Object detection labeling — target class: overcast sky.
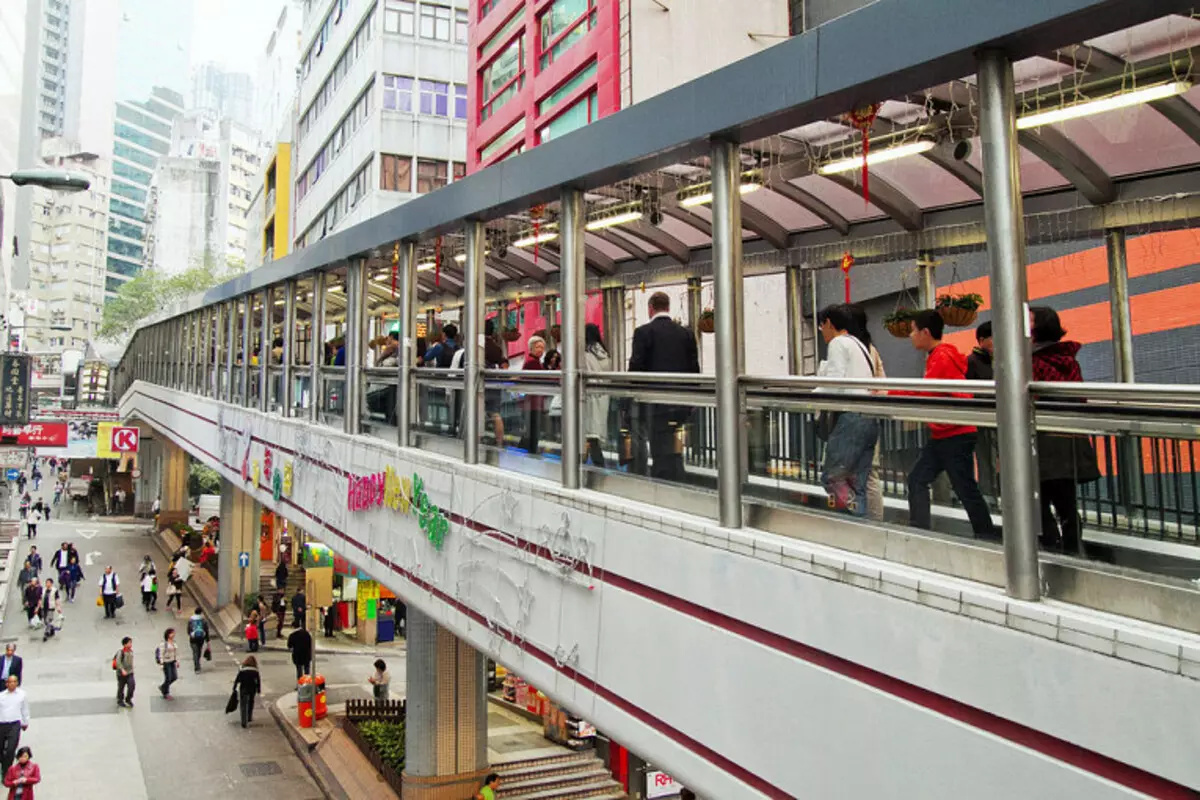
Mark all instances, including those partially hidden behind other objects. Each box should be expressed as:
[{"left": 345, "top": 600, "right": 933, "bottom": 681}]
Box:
[{"left": 190, "top": 0, "right": 287, "bottom": 76}]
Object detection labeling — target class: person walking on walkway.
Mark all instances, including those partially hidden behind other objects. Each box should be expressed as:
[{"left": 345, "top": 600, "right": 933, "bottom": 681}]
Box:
[
  {"left": 901, "top": 310, "right": 996, "bottom": 538},
  {"left": 323, "top": 605, "right": 336, "bottom": 638},
  {"left": 23, "top": 509, "right": 39, "bottom": 541},
  {"left": 287, "top": 626, "right": 312, "bottom": 681},
  {"left": 272, "top": 593, "right": 287, "bottom": 639},
  {"left": 63, "top": 555, "right": 83, "bottom": 604},
  {"left": 256, "top": 597, "right": 269, "bottom": 642},
  {"left": 39, "top": 580, "right": 60, "bottom": 641},
  {"left": 114, "top": 637, "right": 135, "bottom": 708},
  {"left": 274, "top": 561, "right": 288, "bottom": 593},
  {"left": 3, "top": 745, "right": 39, "bottom": 799},
  {"left": 232, "top": 656, "right": 261, "bottom": 729},
  {"left": 21, "top": 582, "right": 40, "bottom": 630},
  {"left": 16, "top": 494, "right": 27, "bottom": 521},
  {"left": 155, "top": 629, "right": 178, "bottom": 700},
  {"left": 186, "top": 609, "right": 209, "bottom": 673},
  {"left": 518, "top": 335, "right": 547, "bottom": 454},
  {"left": 290, "top": 589, "right": 306, "bottom": 630},
  {"left": 140, "top": 570, "right": 156, "bottom": 613},
  {"left": 474, "top": 773, "right": 501, "bottom": 800},
  {"left": 583, "top": 324, "right": 612, "bottom": 467},
  {"left": 49, "top": 544, "right": 70, "bottom": 574},
  {"left": 98, "top": 566, "right": 120, "bottom": 619},
  {"left": 0, "top": 647, "right": 21, "bottom": 688},
  {"left": 15, "top": 565, "right": 32, "bottom": 600},
  {"left": 0, "top": 676, "right": 29, "bottom": 777},
  {"left": 965, "top": 321, "right": 999, "bottom": 507},
  {"left": 24, "top": 550, "right": 39, "bottom": 582},
  {"left": 165, "top": 567, "right": 183, "bottom": 612},
  {"left": 245, "top": 611, "right": 260, "bottom": 653},
  {"left": 368, "top": 659, "right": 390, "bottom": 704}
]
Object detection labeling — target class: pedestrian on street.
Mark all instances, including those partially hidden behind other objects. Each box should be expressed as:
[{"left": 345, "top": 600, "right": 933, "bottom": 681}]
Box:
[
  {"left": 255, "top": 597, "right": 269, "bottom": 642},
  {"left": 272, "top": 593, "right": 286, "bottom": 639},
  {"left": 49, "top": 544, "right": 70, "bottom": 574},
  {"left": 98, "top": 566, "right": 120, "bottom": 619},
  {"left": 274, "top": 561, "right": 288, "bottom": 593},
  {"left": 155, "top": 629, "right": 178, "bottom": 700},
  {"left": 4, "top": 745, "right": 40, "bottom": 799},
  {"left": 368, "top": 659, "right": 389, "bottom": 704},
  {"left": 245, "top": 611, "right": 260, "bottom": 652},
  {"left": 139, "top": 570, "right": 156, "bottom": 613},
  {"left": 0, "top": 676, "right": 28, "bottom": 779},
  {"left": 21, "top": 582, "right": 41, "bottom": 629},
  {"left": 64, "top": 556, "right": 83, "bottom": 603},
  {"left": 286, "top": 626, "right": 312, "bottom": 681},
  {"left": 23, "top": 509, "right": 39, "bottom": 541},
  {"left": 474, "top": 773, "right": 501, "bottom": 800},
  {"left": 39, "top": 580, "right": 60, "bottom": 641},
  {"left": 16, "top": 494, "right": 27, "bottom": 520},
  {"left": 151, "top": 497, "right": 161, "bottom": 527},
  {"left": 187, "top": 608, "right": 209, "bottom": 673},
  {"left": 165, "top": 568, "right": 183, "bottom": 612},
  {"left": 24, "top": 550, "right": 39, "bottom": 580},
  {"left": 323, "top": 605, "right": 336, "bottom": 638},
  {"left": 290, "top": 589, "right": 306, "bottom": 630},
  {"left": 15, "top": 563, "right": 32, "bottom": 596},
  {"left": 0, "top": 646, "right": 22, "bottom": 687},
  {"left": 232, "top": 656, "right": 261, "bottom": 729},
  {"left": 114, "top": 636, "right": 135, "bottom": 708}
]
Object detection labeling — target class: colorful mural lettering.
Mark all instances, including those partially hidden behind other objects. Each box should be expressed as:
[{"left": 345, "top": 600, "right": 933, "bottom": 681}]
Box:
[{"left": 347, "top": 467, "right": 448, "bottom": 551}]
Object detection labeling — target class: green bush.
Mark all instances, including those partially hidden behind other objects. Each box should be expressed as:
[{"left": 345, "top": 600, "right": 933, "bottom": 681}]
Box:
[
  {"left": 358, "top": 720, "right": 405, "bottom": 773},
  {"left": 243, "top": 593, "right": 259, "bottom": 615},
  {"left": 188, "top": 463, "right": 221, "bottom": 498}
]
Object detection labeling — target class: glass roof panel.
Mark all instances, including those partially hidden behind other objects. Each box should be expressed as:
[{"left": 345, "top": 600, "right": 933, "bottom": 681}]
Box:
[
  {"left": 1046, "top": 97, "right": 1200, "bottom": 178},
  {"left": 1085, "top": 15, "right": 1200, "bottom": 63},
  {"left": 791, "top": 175, "right": 886, "bottom": 223},
  {"left": 868, "top": 157, "right": 980, "bottom": 209},
  {"left": 657, "top": 214, "right": 709, "bottom": 247},
  {"left": 743, "top": 187, "right": 827, "bottom": 231}
]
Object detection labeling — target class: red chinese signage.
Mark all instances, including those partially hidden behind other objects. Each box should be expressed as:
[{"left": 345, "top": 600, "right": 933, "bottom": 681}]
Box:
[{"left": 3, "top": 422, "right": 68, "bottom": 447}]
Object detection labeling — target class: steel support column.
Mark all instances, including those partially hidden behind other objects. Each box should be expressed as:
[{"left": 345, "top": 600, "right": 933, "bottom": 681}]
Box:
[
  {"left": 224, "top": 301, "right": 236, "bottom": 404},
  {"left": 687, "top": 276, "right": 703, "bottom": 355},
  {"left": 711, "top": 140, "right": 745, "bottom": 528},
  {"left": 258, "top": 289, "right": 270, "bottom": 412},
  {"left": 918, "top": 255, "right": 937, "bottom": 308},
  {"left": 345, "top": 260, "right": 365, "bottom": 434},
  {"left": 282, "top": 280, "right": 296, "bottom": 414},
  {"left": 603, "top": 287, "right": 626, "bottom": 369},
  {"left": 310, "top": 271, "right": 326, "bottom": 423},
  {"left": 979, "top": 49, "right": 1041, "bottom": 601},
  {"left": 1106, "top": 228, "right": 1142, "bottom": 514},
  {"left": 397, "top": 242, "right": 417, "bottom": 446},
  {"left": 785, "top": 266, "right": 804, "bottom": 376},
  {"left": 240, "top": 298, "right": 251, "bottom": 406},
  {"left": 560, "top": 189, "right": 585, "bottom": 488},
  {"left": 463, "top": 223, "right": 487, "bottom": 464}
]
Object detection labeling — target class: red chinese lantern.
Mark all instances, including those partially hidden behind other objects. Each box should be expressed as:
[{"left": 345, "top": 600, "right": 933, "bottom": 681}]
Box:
[
  {"left": 840, "top": 252, "right": 854, "bottom": 302},
  {"left": 845, "top": 104, "right": 881, "bottom": 209}
]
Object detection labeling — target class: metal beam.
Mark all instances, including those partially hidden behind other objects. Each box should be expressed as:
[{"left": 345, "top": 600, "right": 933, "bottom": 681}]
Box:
[
  {"left": 1018, "top": 126, "right": 1116, "bottom": 205},
  {"left": 824, "top": 173, "right": 924, "bottom": 231},
  {"left": 661, "top": 206, "right": 713, "bottom": 237},
  {"left": 765, "top": 181, "right": 850, "bottom": 235},
  {"left": 739, "top": 202, "right": 791, "bottom": 249},
  {"left": 583, "top": 243, "right": 618, "bottom": 276},
  {"left": 621, "top": 220, "right": 691, "bottom": 264},
  {"left": 592, "top": 230, "right": 651, "bottom": 263},
  {"left": 499, "top": 252, "right": 553, "bottom": 283}
]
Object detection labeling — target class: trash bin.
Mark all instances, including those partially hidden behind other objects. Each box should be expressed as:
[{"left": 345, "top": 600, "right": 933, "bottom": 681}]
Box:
[
  {"left": 297, "top": 676, "right": 315, "bottom": 728},
  {"left": 314, "top": 673, "right": 327, "bottom": 720}
]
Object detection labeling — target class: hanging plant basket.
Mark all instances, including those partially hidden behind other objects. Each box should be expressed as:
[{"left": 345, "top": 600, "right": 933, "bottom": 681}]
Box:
[
  {"left": 502, "top": 329, "right": 521, "bottom": 343},
  {"left": 883, "top": 308, "right": 917, "bottom": 338},
  {"left": 698, "top": 308, "right": 715, "bottom": 334},
  {"left": 936, "top": 293, "right": 984, "bottom": 327}
]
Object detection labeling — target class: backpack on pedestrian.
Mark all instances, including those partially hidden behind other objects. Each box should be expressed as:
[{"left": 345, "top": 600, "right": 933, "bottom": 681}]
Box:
[{"left": 189, "top": 616, "right": 206, "bottom": 641}]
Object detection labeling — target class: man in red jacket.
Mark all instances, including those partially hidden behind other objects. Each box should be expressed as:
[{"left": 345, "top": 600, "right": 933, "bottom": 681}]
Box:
[{"left": 906, "top": 310, "right": 996, "bottom": 537}]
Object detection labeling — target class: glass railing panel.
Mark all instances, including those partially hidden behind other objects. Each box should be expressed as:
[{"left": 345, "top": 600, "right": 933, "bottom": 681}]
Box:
[
  {"left": 319, "top": 366, "right": 346, "bottom": 428},
  {"left": 362, "top": 368, "right": 399, "bottom": 440},
  {"left": 412, "top": 369, "right": 465, "bottom": 443},
  {"left": 266, "top": 367, "right": 284, "bottom": 414},
  {"left": 480, "top": 371, "right": 562, "bottom": 461},
  {"left": 248, "top": 370, "right": 261, "bottom": 408},
  {"left": 291, "top": 373, "right": 313, "bottom": 417}
]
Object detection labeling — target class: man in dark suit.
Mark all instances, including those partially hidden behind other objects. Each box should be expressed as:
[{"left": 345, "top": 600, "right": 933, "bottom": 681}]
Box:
[
  {"left": 628, "top": 291, "right": 701, "bottom": 480},
  {"left": 0, "top": 644, "right": 22, "bottom": 686}
]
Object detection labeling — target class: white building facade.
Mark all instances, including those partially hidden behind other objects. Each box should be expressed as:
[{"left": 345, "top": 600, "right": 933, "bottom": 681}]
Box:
[{"left": 292, "top": 0, "right": 470, "bottom": 251}]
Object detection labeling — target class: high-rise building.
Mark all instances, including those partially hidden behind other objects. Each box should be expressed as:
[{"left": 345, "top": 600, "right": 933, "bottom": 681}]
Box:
[
  {"left": 256, "top": 1, "right": 305, "bottom": 143},
  {"left": 37, "top": 0, "right": 70, "bottom": 139},
  {"left": 467, "top": 0, "right": 789, "bottom": 171},
  {"left": 152, "top": 110, "right": 261, "bottom": 277},
  {"left": 107, "top": 86, "right": 184, "bottom": 294},
  {"left": 192, "top": 62, "right": 257, "bottom": 130},
  {"left": 291, "top": 0, "right": 470, "bottom": 251}
]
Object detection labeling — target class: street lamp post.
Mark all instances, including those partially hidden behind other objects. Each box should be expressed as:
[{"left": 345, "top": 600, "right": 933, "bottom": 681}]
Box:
[{"left": 0, "top": 169, "right": 92, "bottom": 352}]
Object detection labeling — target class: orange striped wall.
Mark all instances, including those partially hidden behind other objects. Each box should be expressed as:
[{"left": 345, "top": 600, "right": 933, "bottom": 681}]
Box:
[{"left": 939, "top": 228, "right": 1200, "bottom": 353}]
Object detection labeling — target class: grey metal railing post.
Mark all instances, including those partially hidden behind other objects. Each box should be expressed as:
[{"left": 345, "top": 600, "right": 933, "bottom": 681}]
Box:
[
  {"left": 1105, "top": 228, "right": 1142, "bottom": 514},
  {"left": 979, "top": 49, "right": 1041, "bottom": 601},
  {"left": 463, "top": 222, "right": 487, "bottom": 464},
  {"left": 397, "top": 241, "right": 416, "bottom": 446},
  {"left": 310, "top": 270, "right": 326, "bottom": 423},
  {"left": 210, "top": 307, "right": 220, "bottom": 399},
  {"left": 282, "top": 280, "right": 296, "bottom": 414},
  {"left": 785, "top": 265, "right": 804, "bottom": 376},
  {"left": 711, "top": 139, "right": 745, "bottom": 528},
  {"left": 603, "top": 287, "right": 625, "bottom": 369},
  {"left": 256, "top": 289, "right": 269, "bottom": 411},
  {"left": 345, "top": 260, "right": 365, "bottom": 434},
  {"left": 687, "top": 276, "right": 703, "bottom": 356},
  {"left": 560, "top": 189, "right": 585, "bottom": 488}
]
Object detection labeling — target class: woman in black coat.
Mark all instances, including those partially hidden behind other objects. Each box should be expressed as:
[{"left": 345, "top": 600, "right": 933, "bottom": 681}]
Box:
[{"left": 232, "top": 656, "right": 261, "bottom": 729}]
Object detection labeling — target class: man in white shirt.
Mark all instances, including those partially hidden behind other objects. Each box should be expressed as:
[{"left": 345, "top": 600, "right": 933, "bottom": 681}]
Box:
[
  {"left": 0, "top": 674, "right": 30, "bottom": 776},
  {"left": 99, "top": 566, "right": 120, "bottom": 618}
]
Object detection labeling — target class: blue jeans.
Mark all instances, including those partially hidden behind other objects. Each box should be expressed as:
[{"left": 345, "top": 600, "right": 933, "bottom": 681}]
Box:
[{"left": 821, "top": 413, "right": 879, "bottom": 517}]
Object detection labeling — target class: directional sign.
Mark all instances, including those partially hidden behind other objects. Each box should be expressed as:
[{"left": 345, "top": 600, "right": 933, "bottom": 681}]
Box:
[
  {"left": 111, "top": 426, "right": 139, "bottom": 452},
  {"left": 4, "top": 469, "right": 17, "bottom": 481},
  {"left": 238, "top": 551, "right": 250, "bottom": 568}
]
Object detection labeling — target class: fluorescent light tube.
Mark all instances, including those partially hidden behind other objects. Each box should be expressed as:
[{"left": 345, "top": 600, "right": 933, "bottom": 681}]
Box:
[
  {"left": 818, "top": 139, "right": 937, "bottom": 175},
  {"left": 416, "top": 262, "right": 437, "bottom": 271},
  {"left": 678, "top": 182, "right": 761, "bottom": 208},
  {"left": 1016, "top": 80, "right": 1192, "bottom": 129},
  {"left": 585, "top": 210, "right": 644, "bottom": 230},
  {"left": 513, "top": 231, "right": 558, "bottom": 248}
]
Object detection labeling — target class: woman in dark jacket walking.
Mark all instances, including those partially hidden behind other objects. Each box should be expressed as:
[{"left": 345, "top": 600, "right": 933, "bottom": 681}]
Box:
[
  {"left": 1030, "top": 306, "right": 1100, "bottom": 554},
  {"left": 232, "top": 656, "right": 262, "bottom": 728}
]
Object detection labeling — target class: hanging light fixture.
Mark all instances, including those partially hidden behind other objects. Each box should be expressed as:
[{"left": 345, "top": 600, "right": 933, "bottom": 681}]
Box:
[
  {"left": 678, "top": 178, "right": 761, "bottom": 208},
  {"left": 416, "top": 261, "right": 437, "bottom": 271},
  {"left": 513, "top": 230, "right": 558, "bottom": 248},
  {"left": 1016, "top": 80, "right": 1192, "bottom": 129},
  {"left": 818, "top": 138, "right": 936, "bottom": 175},
  {"left": 453, "top": 249, "right": 491, "bottom": 263},
  {"left": 585, "top": 207, "right": 644, "bottom": 231}
]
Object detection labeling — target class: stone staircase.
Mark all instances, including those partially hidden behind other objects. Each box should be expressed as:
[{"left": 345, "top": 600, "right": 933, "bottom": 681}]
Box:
[
  {"left": 258, "top": 561, "right": 307, "bottom": 601},
  {"left": 493, "top": 752, "right": 625, "bottom": 800}
]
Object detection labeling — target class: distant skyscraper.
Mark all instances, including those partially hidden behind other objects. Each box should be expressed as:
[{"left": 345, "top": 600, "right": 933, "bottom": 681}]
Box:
[{"left": 191, "top": 62, "right": 256, "bottom": 130}]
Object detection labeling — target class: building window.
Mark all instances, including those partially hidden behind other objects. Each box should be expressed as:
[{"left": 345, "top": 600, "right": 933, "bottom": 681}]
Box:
[
  {"left": 383, "top": 74, "right": 415, "bottom": 112},
  {"left": 454, "top": 84, "right": 468, "bottom": 120},
  {"left": 419, "top": 4, "right": 451, "bottom": 41},
  {"left": 453, "top": 161, "right": 466, "bottom": 181},
  {"left": 537, "top": 60, "right": 597, "bottom": 117},
  {"left": 479, "top": 117, "right": 525, "bottom": 163},
  {"left": 538, "top": 90, "right": 596, "bottom": 142},
  {"left": 416, "top": 159, "right": 448, "bottom": 193},
  {"left": 384, "top": 0, "right": 415, "bottom": 34},
  {"left": 419, "top": 80, "right": 449, "bottom": 116},
  {"left": 480, "top": 10, "right": 522, "bottom": 62},
  {"left": 380, "top": 154, "right": 413, "bottom": 192},
  {"left": 539, "top": 0, "right": 595, "bottom": 70},
  {"left": 481, "top": 35, "right": 523, "bottom": 119},
  {"left": 455, "top": 8, "right": 469, "bottom": 43}
]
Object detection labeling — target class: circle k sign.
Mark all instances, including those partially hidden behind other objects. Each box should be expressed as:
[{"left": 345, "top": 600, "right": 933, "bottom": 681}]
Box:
[{"left": 110, "top": 426, "right": 140, "bottom": 453}]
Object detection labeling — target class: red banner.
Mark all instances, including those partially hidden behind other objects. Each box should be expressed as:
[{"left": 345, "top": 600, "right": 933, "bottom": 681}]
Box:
[{"left": 3, "top": 422, "right": 68, "bottom": 447}]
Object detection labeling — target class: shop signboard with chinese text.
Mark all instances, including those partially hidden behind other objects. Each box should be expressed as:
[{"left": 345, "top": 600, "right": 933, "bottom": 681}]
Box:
[
  {"left": 0, "top": 354, "right": 31, "bottom": 426},
  {"left": 1, "top": 422, "right": 68, "bottom": 447}
]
